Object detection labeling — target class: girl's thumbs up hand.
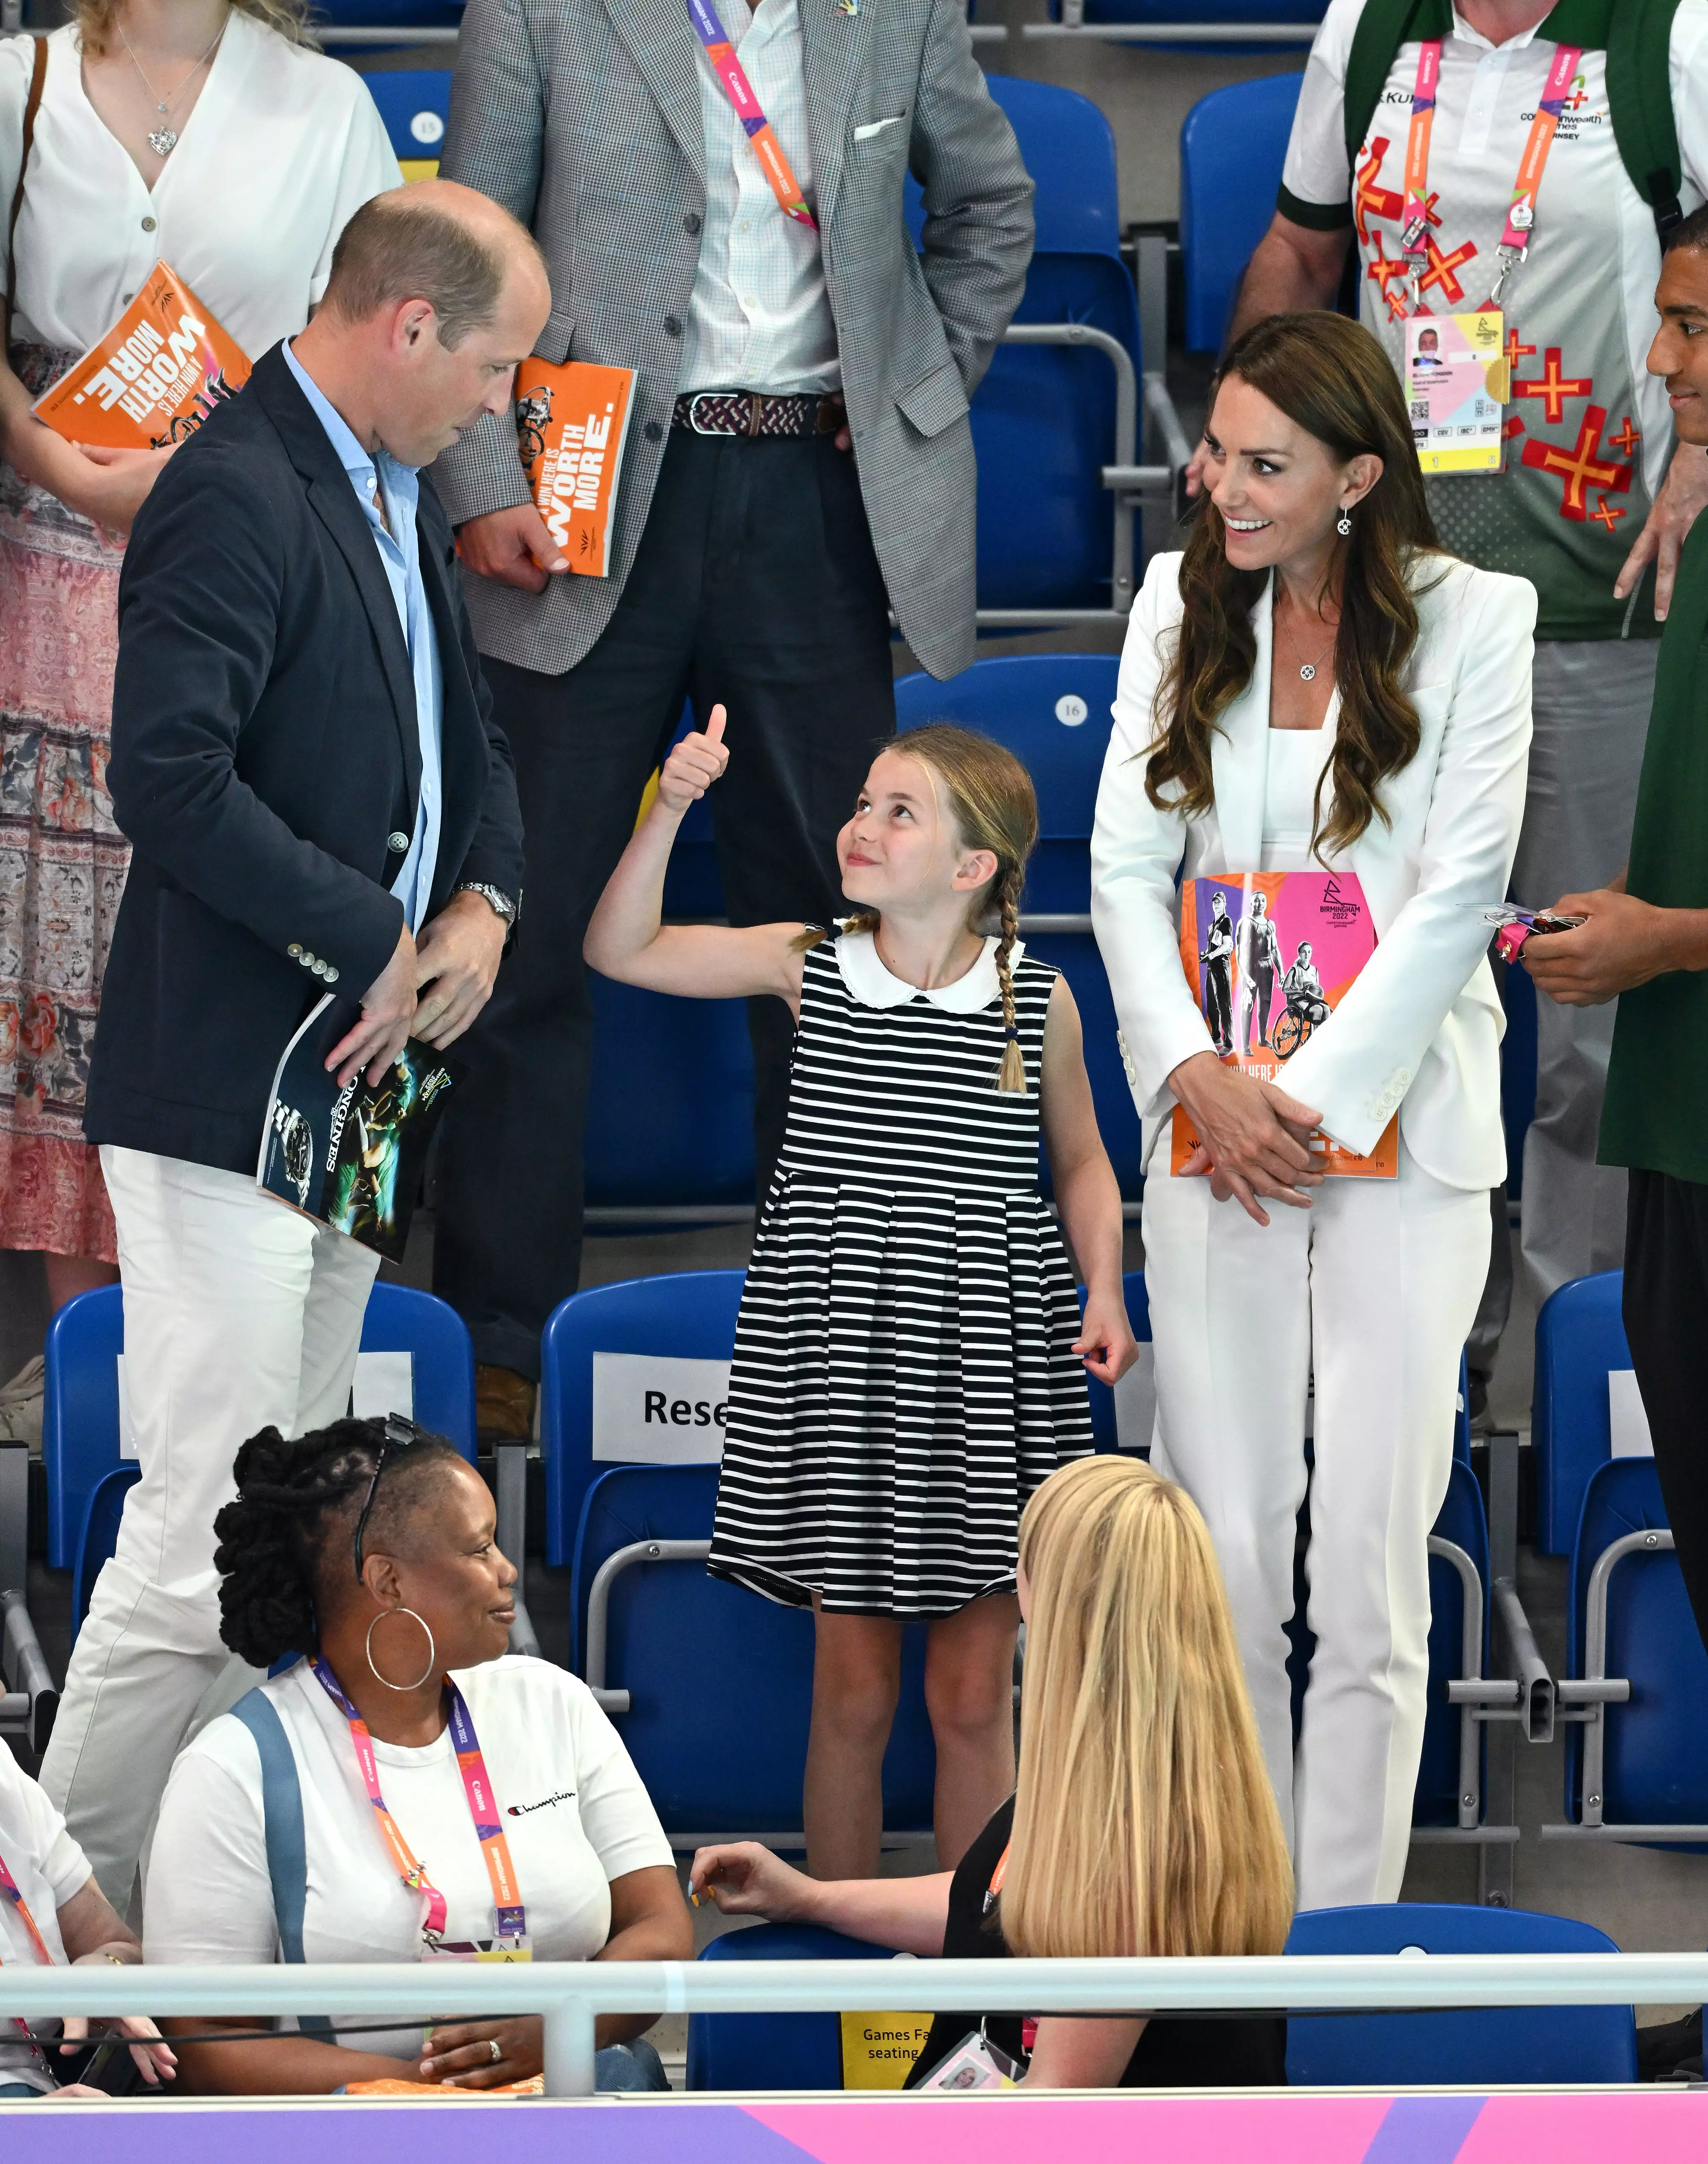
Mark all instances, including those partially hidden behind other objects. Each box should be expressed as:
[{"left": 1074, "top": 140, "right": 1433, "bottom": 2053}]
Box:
[{"left": 657, "top": 704, "right": 731, "bottom": 812}]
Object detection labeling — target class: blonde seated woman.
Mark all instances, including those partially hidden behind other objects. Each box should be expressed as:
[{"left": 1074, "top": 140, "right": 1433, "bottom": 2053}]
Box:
[{"left": 691, "top": 1456, "right": 1293, "bottom": 2089}]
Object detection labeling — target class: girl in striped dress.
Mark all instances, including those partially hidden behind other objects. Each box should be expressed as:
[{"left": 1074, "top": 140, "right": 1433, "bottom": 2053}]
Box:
[{"left": 585, "top": 712, "right": 1137, "bottom": 1878}]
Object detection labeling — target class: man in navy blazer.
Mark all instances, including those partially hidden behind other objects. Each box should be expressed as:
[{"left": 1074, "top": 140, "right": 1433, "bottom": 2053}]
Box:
[{"left": 48, "top": 184, "right": 544, "bottom": 1907}]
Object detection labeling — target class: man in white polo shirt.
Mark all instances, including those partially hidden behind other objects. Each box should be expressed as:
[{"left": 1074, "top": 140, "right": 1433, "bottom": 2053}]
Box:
[{"left": 1224, "top": 0, "right": 1708, "bottom": 1385}]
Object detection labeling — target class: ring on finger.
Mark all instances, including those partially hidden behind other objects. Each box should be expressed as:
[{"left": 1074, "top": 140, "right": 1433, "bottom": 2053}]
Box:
[{"left": 488, "top": 2038, "right": 503, "bottom": 2065}]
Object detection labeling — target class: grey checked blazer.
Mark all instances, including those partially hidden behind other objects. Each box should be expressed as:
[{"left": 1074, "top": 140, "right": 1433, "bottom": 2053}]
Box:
[{"left": 433, "top": 0, "right": 1035, "bottom": 681}]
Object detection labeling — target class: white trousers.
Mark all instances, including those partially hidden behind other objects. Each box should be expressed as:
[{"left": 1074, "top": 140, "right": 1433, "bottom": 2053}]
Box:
[
  {"left": 1143, "top": 1143, "right": 1489, "bottom": 1909},
  {"left": 1511, "top": 638, "right": 1657, "bottom": 1304},
  {"left": 40, "top": 1147, "right": 379, "bottom": 1908}
]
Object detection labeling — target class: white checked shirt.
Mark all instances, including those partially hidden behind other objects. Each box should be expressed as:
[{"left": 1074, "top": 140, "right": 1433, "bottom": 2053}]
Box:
[{"left": 678, "top": 0, "right": 842, "bottom": 393}]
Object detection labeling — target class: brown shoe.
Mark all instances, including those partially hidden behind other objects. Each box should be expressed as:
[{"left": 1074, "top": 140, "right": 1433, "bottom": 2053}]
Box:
[{"left": 476, "top": 1363, "right": 537, "bottom": 1443}]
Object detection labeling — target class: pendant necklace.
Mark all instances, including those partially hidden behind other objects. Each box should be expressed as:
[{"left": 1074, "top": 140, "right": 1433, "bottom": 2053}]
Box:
[
  {"left": 118, "top": 16, "right": 227, "bottom": 158},
  {"left": 1279, "top": 608, "right": 1336, "bottom": 684}
]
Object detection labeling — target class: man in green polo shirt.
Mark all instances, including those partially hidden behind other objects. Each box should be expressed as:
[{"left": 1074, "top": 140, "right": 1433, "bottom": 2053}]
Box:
[{"left": 1527, "top": 206, "right": 1708, "bottom": 1649}]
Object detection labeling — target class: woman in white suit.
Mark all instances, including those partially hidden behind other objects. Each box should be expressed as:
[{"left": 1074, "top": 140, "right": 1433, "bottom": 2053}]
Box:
[{"left": 1091, "top": 312, "right": 1534, "bottom": 1909}]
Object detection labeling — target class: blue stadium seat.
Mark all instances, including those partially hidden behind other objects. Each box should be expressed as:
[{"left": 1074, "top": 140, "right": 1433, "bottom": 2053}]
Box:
[
  {"left": 1179, "top": 73, "right": 1305, "bottom": 353},
  {"left": 686, "top": 1923, "right": 903, "bottom": 2091},
  {"left": 541, "top": 1270, "right": 746, "bottom": 1568},
  {"left": 315, "top": 1, "right": 463, "bottom": 38},
  {"left": 363, "top": 68, "right": 451, "bottom": 171},
  {"left": 49, "top": 1281, "right": 477, "bottom": 1642},
  {"left": 895, "top": 655, "right": 1141, "bottom": 1199},
  {"left": 907, "top": 79, "right": 1166, "bottom": 620},
  {"left": 1556, "top": 1456, "right": 1708, "bottom": 1842},
  {"left": 1533, "top": 1271, "right": 1629, "bottom": 1556},
  {"left": 572, "top": 1462, "right": 935, "bottom": 1840},
  {"left": 1062, "top": 0, "right": 1324, "bottom": 26},
  {"left": 1285, "top": 1903, "right": 1637, "bottom": 2085}
]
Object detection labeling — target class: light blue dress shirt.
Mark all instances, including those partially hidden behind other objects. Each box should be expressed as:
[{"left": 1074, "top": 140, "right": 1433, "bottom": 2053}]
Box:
[{"left": 283, "top": 339, "right": 443, "bottom": 934}]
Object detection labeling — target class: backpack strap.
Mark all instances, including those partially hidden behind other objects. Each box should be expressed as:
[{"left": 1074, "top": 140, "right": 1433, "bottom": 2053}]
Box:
[
  {"left": 3, "top": 35, "right": 47, "bottom": 351},
  {"left": 1606, "top": 0, "right": 1686, "bottom": 242},
  {"left": 229, "top": 1687, "right": 337, "bottom": 2044}
]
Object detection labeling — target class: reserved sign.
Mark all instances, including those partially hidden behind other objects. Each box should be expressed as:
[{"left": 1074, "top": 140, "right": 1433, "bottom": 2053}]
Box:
[{"left": 592, "top": 1352, "right": 732, "bottom": 1464}]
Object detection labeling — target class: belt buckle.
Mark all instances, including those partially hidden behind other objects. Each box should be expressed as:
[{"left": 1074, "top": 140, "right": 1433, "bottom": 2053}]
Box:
[{"left": 687, "top": 392, "right": 728, "bottom": 436}]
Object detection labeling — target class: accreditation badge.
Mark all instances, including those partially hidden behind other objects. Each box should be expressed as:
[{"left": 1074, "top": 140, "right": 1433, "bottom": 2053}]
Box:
[{"left": 1406, "top": 310, "right": 1510, "bottom": 476}]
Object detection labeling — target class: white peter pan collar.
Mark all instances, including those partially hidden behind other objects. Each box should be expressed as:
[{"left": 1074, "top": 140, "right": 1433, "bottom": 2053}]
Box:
[{"left": 834, "top": 928, "right": 1025, "bottom": 1013}]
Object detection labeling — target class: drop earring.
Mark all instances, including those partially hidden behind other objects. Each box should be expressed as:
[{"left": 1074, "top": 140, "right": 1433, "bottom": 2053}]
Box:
[{"left": 1337, "top": 510, "right": 1352, "bottom": 536}]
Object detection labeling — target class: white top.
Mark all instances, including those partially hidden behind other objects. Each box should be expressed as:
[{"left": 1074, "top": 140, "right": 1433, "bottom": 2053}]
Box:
[
  {"left": 836, "top": 929, "right": 1026, "bottom": 1013},
  {"left": 0, "top": 18, "right": 401, "bottom": 357},
  {"left": 0, "top": 1749, "right": 95, "bottom": 2095},
  {"left": 1279, "top": 0, "right": 1708, "bottom": 511},
  {"left": 144, "top": 1657, "right": 676, "bottom": 2060},
  {"left": 678, "top": 0, "right": 840, "bottom": 395},
  {"left": 1091, "top": 551, "right": 1534, "bottom": 1189},
  {"left": 1260, "top": 719, "right": 1336, "bottom": 872}
]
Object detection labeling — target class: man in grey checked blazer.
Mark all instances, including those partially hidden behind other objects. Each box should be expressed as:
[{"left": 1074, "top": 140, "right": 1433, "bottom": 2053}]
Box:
[{"left": 430, "top": 0, "right": 1034, "bottom": 1422}]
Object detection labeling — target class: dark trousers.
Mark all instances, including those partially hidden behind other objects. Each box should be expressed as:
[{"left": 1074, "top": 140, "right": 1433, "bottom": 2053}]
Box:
[
  {"left": 1205, "top": 957, "right": 1232, "bottom": 1051},
  {"left": 1624, "top": 1169, "right": 1708, "bottom": 1649},
  {"left": 433, "top": 426, "right": 896, "bottom": 1375}
]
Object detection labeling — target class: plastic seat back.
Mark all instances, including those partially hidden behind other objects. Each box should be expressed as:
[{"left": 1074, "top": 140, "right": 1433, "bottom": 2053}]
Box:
[
  {"left": 571, "top": 1464, "right": 935, "bottom": 1836},
  {"left": 73, "top": 1464, "right": 141, "bottom": 1640},
  {"left": 1534, "top": 1271, "right": 1629, "bottom": 1554},
  {"left": 541, "top": 1271, "right": 746, "bottom": 1568},
  {"left": 313, "top": 0, "right": 464, "bottom": 32},
  {"left": 363, "top": 68, "right": 451, "bottom": 171},
  {"left": 357, "top": 1282, "right": 478, "bottom": 1459},
  {"left": 1077, "top": 0, "right": 1325, "bottom": 24},
  {"left": 1413, "top": 1458, "right": 1489, "bottom": 1828},
  {"left": 1180, "top": 74, "right": 1306, "bottom": 352},
  {"left": 687, "top": 1922, "right": 905, "bottom": 2091},
  {"left": 1286, "top": 1903, "right": 1637, "bottom": 2085},
  {"left": 43, "top": 1286, "right": 126, "bottom": 1573},
  {"left": 907, "top": 81, "right": 1139, "bottom": 614},
  {"left": 1565, "top": 1457, "right": 1708, "bottom": 1830}
]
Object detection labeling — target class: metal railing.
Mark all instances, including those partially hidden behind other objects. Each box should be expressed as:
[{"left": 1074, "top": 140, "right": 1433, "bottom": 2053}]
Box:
[{"left": 3, "top": 1952, "right": 1705, "bottom": 2098}]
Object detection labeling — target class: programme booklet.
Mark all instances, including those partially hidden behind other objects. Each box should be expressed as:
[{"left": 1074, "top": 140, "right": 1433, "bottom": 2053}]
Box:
[
  {"left": 512, "top": 356, "right": 637, "bottom": 578},
  {"left": 257, "top": 995, "right": 459, "bottom": 1261},
  {"left": 1172, "top": 869, "right": 1398, "bottom": 1178},
  {"left": 34, "top": 262, "right": 249, "bottom": 451}
]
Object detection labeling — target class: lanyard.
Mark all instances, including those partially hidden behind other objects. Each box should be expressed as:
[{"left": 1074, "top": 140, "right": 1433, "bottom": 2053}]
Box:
[
  {"left": 1399, "top": 37, "right": 1582, "bottom": 310},
  {"left": 311, "top": 1660, "right": 527, "bottom": 1950},
  {"left": 0, "top": 1850, "right": 55, "bottom": 2065},
  {"left": 686, "top": 0, "right": 818, "bottom": 231}
]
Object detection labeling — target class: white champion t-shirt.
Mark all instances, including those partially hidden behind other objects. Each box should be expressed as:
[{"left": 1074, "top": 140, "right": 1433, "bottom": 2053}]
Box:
[
  {"left": 0, "top": 1748, "right": 94, "bottom": 2094},
  {"left": 144, "top": 1657, "right": 676, "bottom": 2060}
]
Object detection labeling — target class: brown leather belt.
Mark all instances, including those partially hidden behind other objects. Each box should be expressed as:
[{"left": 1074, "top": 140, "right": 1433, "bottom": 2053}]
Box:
[{"left": 671, "top": 389, "right": 843, "bottom": 439}]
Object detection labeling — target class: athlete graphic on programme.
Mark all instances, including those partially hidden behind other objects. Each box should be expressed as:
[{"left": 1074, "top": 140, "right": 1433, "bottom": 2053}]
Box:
[
  {"left": 1237, "top": 890, "right": 1282, "bottom": 1052},
  {"left": 1199, "top": 888, "right": 1236, "bottom": 1054},
  {"left": 1282, "top": 940, "right": 1329, "bottom": 1028}
]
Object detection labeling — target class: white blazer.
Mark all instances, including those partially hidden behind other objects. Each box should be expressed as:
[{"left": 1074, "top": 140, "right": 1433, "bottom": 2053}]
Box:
[{"left": 1091, "top": 550, "right": 1535, "bottom": 1191}]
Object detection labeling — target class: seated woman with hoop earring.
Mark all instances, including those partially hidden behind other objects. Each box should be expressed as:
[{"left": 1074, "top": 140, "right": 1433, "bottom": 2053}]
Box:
[{"left": 142, "top": 1418, "right": 692, "bottom": 2094}]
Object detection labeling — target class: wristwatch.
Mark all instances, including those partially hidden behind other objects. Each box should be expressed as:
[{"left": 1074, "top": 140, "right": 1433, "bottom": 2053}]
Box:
[{"left": 455, "top": 881, "right": 521, "bottom": 930}]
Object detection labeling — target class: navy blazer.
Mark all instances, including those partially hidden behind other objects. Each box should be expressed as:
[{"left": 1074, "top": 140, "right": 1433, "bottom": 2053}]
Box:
[{"left": 85, "top": 343, "right": 526, "bottom": 1177}]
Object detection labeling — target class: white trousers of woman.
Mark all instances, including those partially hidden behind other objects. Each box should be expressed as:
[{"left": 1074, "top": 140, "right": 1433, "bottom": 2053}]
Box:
[{"left": 1143, "top": 1138, "right": 1489, "bottom": 1909}]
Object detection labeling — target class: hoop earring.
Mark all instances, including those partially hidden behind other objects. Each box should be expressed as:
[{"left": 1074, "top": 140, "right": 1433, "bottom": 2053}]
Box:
[
  {"left": 1337, "top": 510, "right": 1353, "bottom": 536},
  {"left": 366, "top": 1606, "right": 437, "bottom": 1691}
]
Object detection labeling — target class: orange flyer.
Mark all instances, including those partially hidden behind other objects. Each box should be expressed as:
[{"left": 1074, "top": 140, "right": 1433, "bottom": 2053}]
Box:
[
  {"left": 34, "top": 262, "right": 249, "bottom": 451},
  {"left": 513, "top": 358, "right": 636, "bottom": 578},
  {"left": 1171, "top": 870, "right": 1398, "bottom": 1179}
]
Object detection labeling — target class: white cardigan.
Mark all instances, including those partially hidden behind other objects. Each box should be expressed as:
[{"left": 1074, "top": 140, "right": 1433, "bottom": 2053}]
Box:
[{"left": 1090, "top": 550, "right": 1535, "bottom": 1191}]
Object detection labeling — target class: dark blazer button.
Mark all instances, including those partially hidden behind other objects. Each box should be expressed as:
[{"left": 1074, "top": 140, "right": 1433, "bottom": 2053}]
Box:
[
  {"left": 287, "top": 943, "right": 303, "bottom": 958},
  {"left": 387, "top": 830, "right": 410, "bottom": 853},
  {"left": 684, "top": 212, "right": 702, "bottom": 235},
  {"left": 645, "top": 420, "right": 663, "bottom": 442},
  {"left": 664, "top": 315, "right": 682, "bottom": 337}
]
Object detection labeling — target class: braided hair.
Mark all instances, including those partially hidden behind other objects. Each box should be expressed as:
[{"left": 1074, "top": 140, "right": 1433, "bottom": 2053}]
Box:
[
  {"left": 213, "top": 1417, "right": 465, "bottom": 1669},
  {"left": 794, "top": 726, "right": 1040, "bottom": 1092}
]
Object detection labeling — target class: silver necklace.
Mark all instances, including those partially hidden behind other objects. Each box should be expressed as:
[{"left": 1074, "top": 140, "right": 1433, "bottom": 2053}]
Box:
[
  {"left": 117, "top": 17, "right": 226, "bottom": 158},
  {"left": 1279, "top": 611, "right": 1336, "bottom": 683}
]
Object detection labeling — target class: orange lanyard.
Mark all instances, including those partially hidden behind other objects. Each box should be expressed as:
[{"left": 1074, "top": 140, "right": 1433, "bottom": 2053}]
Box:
[
  {"left": 0, "top": 1849, "right": 55, "bottom": 2065},
  {"left": 1399, "top": 37, "right": 1582, "bottom": 311}
]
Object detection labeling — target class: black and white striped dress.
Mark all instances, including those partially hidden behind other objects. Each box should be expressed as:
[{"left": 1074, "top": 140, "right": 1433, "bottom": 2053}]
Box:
[{"left": 708, "top": 931, "right": 1094, "bottom": 1617}]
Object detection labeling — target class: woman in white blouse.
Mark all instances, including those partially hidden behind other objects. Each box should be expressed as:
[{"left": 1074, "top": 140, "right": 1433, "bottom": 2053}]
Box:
[
  {"left": 1091, "top": 312, "right": 1534, "bottom": 1910},
  {"left": 146, "top": 1418, "right": 693, "bottom": 2093},
  {"left": 0, "top": 0, "right": 396, "bottom": 1377}
]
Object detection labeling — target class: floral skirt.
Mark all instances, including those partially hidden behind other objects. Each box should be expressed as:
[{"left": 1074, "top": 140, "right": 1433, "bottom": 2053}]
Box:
[{"left": 0, "top": 346, "right": 129, "bottom": 1260}]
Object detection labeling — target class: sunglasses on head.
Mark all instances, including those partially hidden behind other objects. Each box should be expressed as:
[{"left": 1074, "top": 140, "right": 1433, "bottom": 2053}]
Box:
[{"left": 353, "top": 1413, "right": 430, "bottom": 1584}]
